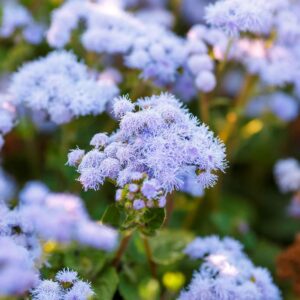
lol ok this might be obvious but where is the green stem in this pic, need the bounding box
[217,38,233,77]
[112,233,132,269]
[220,74,258,146]
[142,236,157,279]
[199,93,210,124]
[184,196,203,229]
[164,194,174,226]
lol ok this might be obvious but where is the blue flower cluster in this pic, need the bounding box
[205,0,275,36]
[274,158,300,194]
[10,51,119,124]
[69,93,226,209]
[47,0,186,86]
[247,93,299,122]
[0,179,118,296]
[0,0,45,44]
[180,236,281,300]
[32,269,94,300]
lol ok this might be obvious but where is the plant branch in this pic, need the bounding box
[112,233,132,269]
[142,236,157,279]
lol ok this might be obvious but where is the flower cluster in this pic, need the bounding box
[0,236,38,296]
[10,51,119,124]
[184,25,228,95]
[0,0,44,44]
[69,93,226,209]
[32,269,94,300]
[18,181,118,250]
[247,93,299,122]
[181,0,212,25]
[48,0,186,86]
[173,23,231,101]
[180,235,281,300]
[274,158,300,194]
[205,0,274,36]
[0,179,117,296]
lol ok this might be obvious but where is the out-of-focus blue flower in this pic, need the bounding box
[205,0,273,36]
[10,51,119,124]
[2,181,118,252]
[48,0,186,86]
[179,235,281,300]
[0,0,45,44]
[247,93,299,122]
[274,158,300,193]
[0,236,38,296]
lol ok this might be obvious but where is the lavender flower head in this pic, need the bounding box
[71,93,226,210]
[1,181,118,253]
[0,237,38,296]
[48,0,186,86]
[175,24,230,99]
[274,158,300,193]
[247,93,299,122]
[205,0,273,36]
[10,51,119,124]
[32,269,94,300]
[0,0,44,44]
[21,190,118,250]
[180,235,281,300]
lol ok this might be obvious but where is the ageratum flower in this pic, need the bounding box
[32,269,94,300]
[247,93,299,122]
[10,51,119,124]
[21,190,118,251]
[0,0,44,44]
[70,93,226,209]
[274,159,300,193]
[48,0,186,86]
[179,236,281,300]
[1,181,118,252]
[0,237,38,296]
[174,24,229,99]
[205,0,273,36]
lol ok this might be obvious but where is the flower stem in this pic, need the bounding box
[112,233,132,269]
[142,236,157,279]
[199,93,210,124]
[220,74,258,147]
[217,38,233,77]
[164,194,174,226]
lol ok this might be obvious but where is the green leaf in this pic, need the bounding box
[94,267,119,300]
[63,247,108,278]
[101,204,123,227]
[149,230,194,265]
[141,208,166,236]
[119,273,140,300]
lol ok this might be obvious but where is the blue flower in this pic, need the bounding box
[10,51,119,124]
